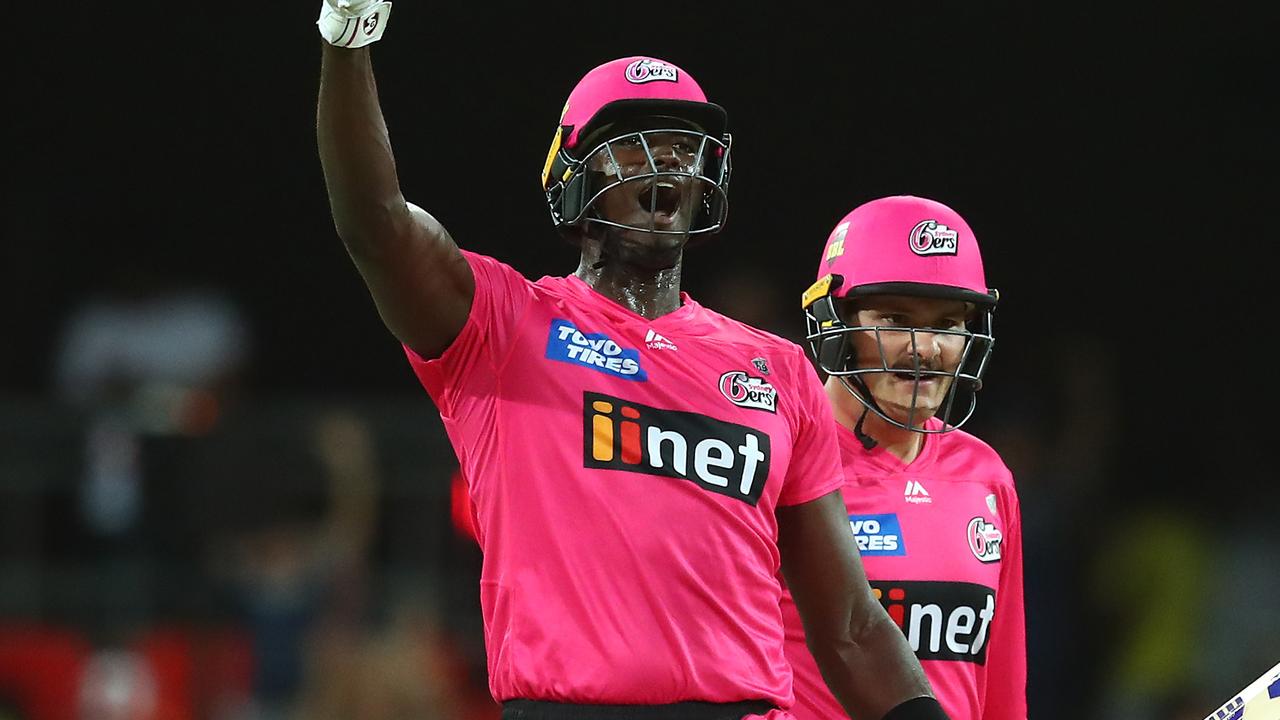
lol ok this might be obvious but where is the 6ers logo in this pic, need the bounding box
[625,58,679,84]
[584,392,770,505]
[719,371,778,413]
[908,219,959,257]
[968,517,1003,563]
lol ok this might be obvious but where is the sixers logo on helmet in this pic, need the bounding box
[719,371,777,413]
[908,219,959,257]
[625,58,679,84]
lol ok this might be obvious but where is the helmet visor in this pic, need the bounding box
[568,127,730,235]
[804,295,996,433]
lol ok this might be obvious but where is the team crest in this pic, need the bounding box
[751,357,770,375]
[967,517,1002,563]
[719,371,777,413]
[625,59,679,84]
[908,219,959,257]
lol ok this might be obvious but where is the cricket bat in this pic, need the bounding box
[1204,660,1280,720]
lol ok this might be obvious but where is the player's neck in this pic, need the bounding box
[827,382,926,464]
[868,420,925,465]
[574,247,684,320]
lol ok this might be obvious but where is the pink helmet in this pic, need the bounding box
[541,56,732,236]
[802,195,999,434]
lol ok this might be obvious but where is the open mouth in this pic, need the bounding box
[891,369,938,383]
[636,179,683,219]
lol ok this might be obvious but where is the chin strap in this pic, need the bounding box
[584,216,612,270]
[853,406,878,450]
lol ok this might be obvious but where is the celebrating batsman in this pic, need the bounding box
[315,3,953,719]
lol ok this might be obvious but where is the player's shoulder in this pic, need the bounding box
[460,249,520,280]
[461,250,576,296]
[695,305,809,358]
[939,426,1015,485]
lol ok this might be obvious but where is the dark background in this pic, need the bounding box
[8,4,1275,399]
[3,3,1278,720]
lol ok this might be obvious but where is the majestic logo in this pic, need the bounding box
[908,219,959,257]
[872,581,997,663]
[849,513,906,557]
[546,319,647,381]
[718,371,778,413]
[645,329,678,351]
[584,392,770,505]
[967,517,1003,563]
[825,221,850,265]
[625,59,679,84]
[904,480,931,504]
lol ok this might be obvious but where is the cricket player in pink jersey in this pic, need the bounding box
[314,4,952,720]
[788,195,1027,719]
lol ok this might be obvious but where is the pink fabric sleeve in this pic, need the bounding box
[402,251,534,414]
[777,349,845,507]
[984,483,1028,720]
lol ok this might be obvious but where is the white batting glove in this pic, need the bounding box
[317,0,393,48]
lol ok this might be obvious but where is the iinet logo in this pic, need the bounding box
[583,392,771,506]
[904,480,932,504]
[873,581,996,664]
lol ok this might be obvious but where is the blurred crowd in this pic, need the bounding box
[1,267,1276,720]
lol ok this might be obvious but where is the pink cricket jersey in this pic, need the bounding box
[782,418,1026,720]
[404,251,844,710]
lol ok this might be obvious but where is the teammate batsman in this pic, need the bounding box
[314,3,953,720]
[790,195,1027,719]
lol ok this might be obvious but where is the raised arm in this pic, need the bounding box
[778,490,950,720]
[316,3,474,360]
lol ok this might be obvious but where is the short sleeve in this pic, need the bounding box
[776,346,846,507]
[403,251,534,415]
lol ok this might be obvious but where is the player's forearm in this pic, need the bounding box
[810,610,939,720]
[317,44,412,254]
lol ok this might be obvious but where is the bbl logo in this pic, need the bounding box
[825,221,850,265]
[908,219,959,257]
[584,392,770,505]
[872,580,997,663]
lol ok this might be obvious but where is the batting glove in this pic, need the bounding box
[317,0,392,48]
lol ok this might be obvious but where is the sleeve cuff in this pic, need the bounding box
[880,697,951,720]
